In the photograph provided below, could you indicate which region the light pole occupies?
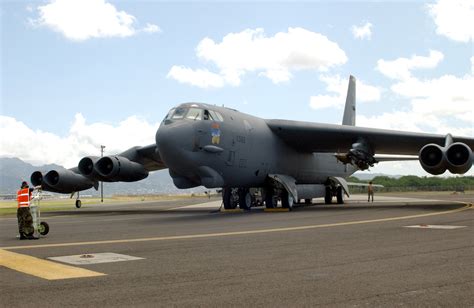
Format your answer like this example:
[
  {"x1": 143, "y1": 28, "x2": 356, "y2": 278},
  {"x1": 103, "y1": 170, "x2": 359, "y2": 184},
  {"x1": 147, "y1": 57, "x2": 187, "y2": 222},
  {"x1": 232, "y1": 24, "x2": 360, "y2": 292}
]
[{"x1": 100, "y1": 145, "x2": 106, "y2": 203}]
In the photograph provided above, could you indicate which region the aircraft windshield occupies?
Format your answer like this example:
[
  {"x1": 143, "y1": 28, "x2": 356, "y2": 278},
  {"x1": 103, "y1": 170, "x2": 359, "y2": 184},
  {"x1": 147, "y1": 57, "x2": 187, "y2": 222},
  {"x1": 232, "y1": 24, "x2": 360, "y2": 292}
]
[{"x1": 164, "y1": 107, "x2": 224, "y2": 122}]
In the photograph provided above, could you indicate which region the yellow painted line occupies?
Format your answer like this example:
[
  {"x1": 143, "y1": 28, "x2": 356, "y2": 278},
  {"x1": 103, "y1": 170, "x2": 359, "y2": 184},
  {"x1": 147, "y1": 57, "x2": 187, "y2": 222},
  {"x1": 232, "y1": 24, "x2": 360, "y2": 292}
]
[
  {"x1": 0, "y1": 249, "x2": 106, "y2": 280},
  {"x1": 1, "y1": 203, "x2": 471, "y2": 251}
]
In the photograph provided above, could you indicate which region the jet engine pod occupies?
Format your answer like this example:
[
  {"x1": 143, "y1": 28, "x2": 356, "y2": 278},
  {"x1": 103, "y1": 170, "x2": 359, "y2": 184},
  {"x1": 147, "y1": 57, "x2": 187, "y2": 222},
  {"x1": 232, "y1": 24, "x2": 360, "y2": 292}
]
[
  {"x1": 31, "y1": 171, "x2": 44, "y2": 187},
  {"x1": 446, "y1": 142, "x2": 472, "y2": 174},
  {"x1": 43, "y1": 169, "x2": 95, "y2": 193},
  {"x1": 419, "y1": 144, "x2": 446, "y2": 175},
  {"x1": 95, "y1": 156, "x2": 148, "y2": 182},
  {"x1": 31, "y1": 171, "x2": 59, "y2": 193},
  {"x1": 78, "y1": 156, "x2": 98, "y2": 177},
  {"x1": 78, "y1": 156, "x2": 109, "y2": 181}
]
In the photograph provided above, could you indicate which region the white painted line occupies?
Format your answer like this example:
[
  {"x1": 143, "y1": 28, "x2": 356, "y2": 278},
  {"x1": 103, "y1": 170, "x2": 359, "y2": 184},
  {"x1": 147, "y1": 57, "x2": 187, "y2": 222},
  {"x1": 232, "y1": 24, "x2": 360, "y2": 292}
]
[
  {"x1": 49, "y1": 253, "x2": 144, "y2": 265},
  {"x1": 404, "y1": 225, "x2": 466, "y2": 230}
]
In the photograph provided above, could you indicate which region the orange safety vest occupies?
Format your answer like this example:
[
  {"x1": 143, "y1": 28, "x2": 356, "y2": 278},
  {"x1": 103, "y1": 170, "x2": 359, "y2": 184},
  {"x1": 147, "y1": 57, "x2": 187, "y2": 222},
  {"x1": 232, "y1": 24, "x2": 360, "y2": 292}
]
[{"x1": 17, "y1": 188, "x2": 31, "y2": 208}]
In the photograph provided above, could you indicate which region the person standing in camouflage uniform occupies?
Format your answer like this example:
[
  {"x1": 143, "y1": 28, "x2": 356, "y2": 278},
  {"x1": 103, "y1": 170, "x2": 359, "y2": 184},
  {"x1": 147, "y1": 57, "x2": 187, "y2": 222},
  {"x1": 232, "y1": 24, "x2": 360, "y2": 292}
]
[{"x1": 17, "y1": 181, "x2": 38, "y2": 240}]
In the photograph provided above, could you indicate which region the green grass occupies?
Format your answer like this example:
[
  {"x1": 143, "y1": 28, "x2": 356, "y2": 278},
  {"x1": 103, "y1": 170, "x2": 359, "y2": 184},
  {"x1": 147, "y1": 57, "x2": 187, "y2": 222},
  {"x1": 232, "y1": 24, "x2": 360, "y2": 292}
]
[{"x1": 0, "y1": 194, "x2": 216, "y2": 216}]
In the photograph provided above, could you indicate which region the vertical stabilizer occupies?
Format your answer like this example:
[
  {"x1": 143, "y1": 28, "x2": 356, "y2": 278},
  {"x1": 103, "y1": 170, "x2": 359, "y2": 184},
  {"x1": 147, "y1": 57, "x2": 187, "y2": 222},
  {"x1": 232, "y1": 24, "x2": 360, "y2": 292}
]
[{"x1": 342, "y1": 75, "x2": 356, "y2": 126}]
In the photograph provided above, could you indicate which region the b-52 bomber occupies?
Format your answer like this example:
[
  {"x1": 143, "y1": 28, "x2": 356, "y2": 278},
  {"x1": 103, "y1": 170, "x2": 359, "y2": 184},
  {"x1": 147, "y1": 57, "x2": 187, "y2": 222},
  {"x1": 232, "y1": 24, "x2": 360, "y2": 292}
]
[{"x1": 31, "y1": 76, "x2": 474, "y2": 210}]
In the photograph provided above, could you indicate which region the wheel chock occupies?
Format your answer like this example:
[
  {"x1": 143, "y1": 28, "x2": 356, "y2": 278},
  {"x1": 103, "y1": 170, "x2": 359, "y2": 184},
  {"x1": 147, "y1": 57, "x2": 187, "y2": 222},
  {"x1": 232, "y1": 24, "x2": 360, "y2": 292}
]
[{"x1": 264, "y1": 208, "x2": 290, "y2": 212}]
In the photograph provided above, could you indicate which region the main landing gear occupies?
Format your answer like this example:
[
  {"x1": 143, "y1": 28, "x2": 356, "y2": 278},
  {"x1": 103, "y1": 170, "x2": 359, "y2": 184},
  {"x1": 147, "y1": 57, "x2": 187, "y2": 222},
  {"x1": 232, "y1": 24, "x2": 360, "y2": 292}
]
[
  {"x1": 222, "y1": 186, "x2": 294, "y2": 211},
  {"x1": 325, "y1": 185, "x2": 344, "y2": 204},
  {"x1": 222, "y1": 187, "x2": 252, "y2": 210}
]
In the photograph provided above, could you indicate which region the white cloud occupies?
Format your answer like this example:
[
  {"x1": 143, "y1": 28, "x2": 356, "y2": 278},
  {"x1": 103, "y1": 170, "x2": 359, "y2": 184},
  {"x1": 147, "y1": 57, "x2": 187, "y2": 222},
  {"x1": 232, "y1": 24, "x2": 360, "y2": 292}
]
[
  {"x1": 358, "y1": 111, "x2": 473, "y2": 137},
  {"x1": 351, "y1": 22, "x2": 372, "y2": 40},
  {"x1": 142, "y1": 23, "x2": 161, "y2": 34},
  {"x1": 0, "y1": 114, "x2": 159, "y2": 168},
  {"x1": 376, "y1": 51, "x2": 473, "y2": 125},
  {"x1": 428, "y1": 0, "x2": 474, "y2": 43},
  {"x1": 167, "y1": 66, "x2": 227, "y2": 89},
  {"x1": 30, "y1": 0, "x2": 160, "y2": 41},
  {"x1": 471, "y1": 56, "x2": 474, "y2": 74},
  {"x1": 168, "y1": 27, "x2": 347, "y2": 88},
  {"x1": 366, "y1": 51, "x2": 473, "y2": 142},
  {"x1": 376, "y1": 50, "x2": 444, "y2": 80},
  {"x1": 309, "y1": 75, "x2": 381, "y2": 110},
  {"x1": 391, "y1": 74, "x2": 474, "y2": 122}
]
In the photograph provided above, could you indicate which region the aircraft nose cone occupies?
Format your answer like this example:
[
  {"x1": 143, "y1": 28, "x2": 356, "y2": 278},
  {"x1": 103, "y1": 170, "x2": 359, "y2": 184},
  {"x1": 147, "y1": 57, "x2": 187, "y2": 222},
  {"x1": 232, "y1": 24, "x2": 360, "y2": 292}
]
[{"x1": 156, "y1": 121, "x2": 195, "y2": 172}]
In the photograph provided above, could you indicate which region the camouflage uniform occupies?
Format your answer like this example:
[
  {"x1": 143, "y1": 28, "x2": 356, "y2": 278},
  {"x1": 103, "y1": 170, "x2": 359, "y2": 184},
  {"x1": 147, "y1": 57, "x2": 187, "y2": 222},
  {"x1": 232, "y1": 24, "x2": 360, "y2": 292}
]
[{"x1": 17, "y1": 207, "x2": 35, "y2": 236}]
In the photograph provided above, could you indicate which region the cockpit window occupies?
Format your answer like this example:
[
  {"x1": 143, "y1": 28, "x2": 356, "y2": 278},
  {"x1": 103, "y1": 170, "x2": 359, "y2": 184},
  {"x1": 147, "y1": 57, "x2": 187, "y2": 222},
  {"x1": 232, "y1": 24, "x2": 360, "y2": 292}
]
[
  {"x1": 209, "y1": 110, "x2": 224, "y2": 121},
  {"x1": 171, "y1": 107, "x2": 187, "y2": 119},
  {"x1": 164, "y1": 106, "x2": 224, "y2": 123},
  {"x1": 164, "y1": 108, "x2": 175, "y2": 121},
  {"x1": 186, "y1": 108, "x2": 202, "y2": 120}
]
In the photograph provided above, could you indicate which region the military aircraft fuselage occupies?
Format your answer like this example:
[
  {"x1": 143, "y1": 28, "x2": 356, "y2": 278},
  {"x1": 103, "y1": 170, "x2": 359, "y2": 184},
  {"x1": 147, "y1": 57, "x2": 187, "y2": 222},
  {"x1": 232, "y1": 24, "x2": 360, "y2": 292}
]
[
  {"x1": 156, "y1": 103, "x2": 355, "y2": 189},
  {"x1": 31, "y1": 75, "x2": 473, "y2": 210}
]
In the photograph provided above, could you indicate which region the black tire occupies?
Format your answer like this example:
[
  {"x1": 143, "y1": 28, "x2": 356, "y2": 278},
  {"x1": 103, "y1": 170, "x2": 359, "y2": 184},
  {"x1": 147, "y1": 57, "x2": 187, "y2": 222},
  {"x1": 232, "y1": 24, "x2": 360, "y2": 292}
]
[
  {"x1": 39, "y1": 221, "x2": 49, "y2": 235},
  {"x1": 281, "y1": 190, "x2": 294, "y2": 210},
  {"x1": 324, "y1": 187, "x2": 332, "y2": 204},
  {"x1": 305, "y1": 199, "x2": 312, "y2": 204},
  {"x1": 265, "y1": 188, "x2": 277, "y2": 208},
  {"x1": 238, "y1": 188, "x2": 252, "y2": 210},
  {"x1": 223, "y1": 188, "x2": 238, "y2": 209},
  {"x1": 336, "y1": 186, "x2": 344, "y2": 204},
  {"x1": 75, "y1": 200, "x2": 82, "y2": 208}
]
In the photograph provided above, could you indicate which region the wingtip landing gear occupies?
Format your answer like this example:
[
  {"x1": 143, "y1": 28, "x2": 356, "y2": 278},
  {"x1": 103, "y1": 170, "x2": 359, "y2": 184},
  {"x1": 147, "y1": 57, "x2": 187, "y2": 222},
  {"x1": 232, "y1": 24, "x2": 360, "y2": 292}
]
[{"x1": 71, "y1": 191, "x2": 82, "y2": 208}]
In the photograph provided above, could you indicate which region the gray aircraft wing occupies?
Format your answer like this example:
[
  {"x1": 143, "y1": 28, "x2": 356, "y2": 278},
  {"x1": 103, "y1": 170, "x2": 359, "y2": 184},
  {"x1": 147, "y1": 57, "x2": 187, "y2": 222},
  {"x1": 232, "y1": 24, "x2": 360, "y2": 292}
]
[
  {"x1": 134, "y1": 143, "x2": 167, "y2": 171},
  {"x1": 265, "y1": 119, "x2": 474, "y2": 155},
  {"x1": 31, "y1": 143, "x2": 167, "y2": 194}
]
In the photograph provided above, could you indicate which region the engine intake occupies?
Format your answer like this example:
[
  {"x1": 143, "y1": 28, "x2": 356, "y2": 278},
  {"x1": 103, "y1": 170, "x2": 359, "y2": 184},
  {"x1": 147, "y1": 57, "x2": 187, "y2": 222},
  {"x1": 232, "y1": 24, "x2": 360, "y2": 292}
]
[
  {"x1": 446, "y1": 142, "x2": 472, "y2": 174},
  {"x1": 419, "y1": 144, "x2": 446, "y2": 175},
  {"x1": 95, "y1": 156, "x2": 148, "y2": 182}
]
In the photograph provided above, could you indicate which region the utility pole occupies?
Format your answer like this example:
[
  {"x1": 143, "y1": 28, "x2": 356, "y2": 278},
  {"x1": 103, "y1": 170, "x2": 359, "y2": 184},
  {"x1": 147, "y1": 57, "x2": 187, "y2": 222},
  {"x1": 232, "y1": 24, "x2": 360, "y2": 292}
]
[{"x1": 100, "y1": 145, "x2": 106, "y2": 203}]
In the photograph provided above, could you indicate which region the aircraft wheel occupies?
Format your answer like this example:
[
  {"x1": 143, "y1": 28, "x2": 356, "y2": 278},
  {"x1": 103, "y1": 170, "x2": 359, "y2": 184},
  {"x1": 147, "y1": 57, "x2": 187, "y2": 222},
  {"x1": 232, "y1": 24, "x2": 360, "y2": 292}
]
[
  {"x1": 75, "y1": 200, "x2": 82, "y2": 208},
  {"x1": 265, "y1": 188, "x2": 277, "y2": 208},
  {"x1": 336, "y1": 186, "x2": 344, "y2": 204},
  {"x1": 324, "y1": 187, "x2": 332, "y2": 204},
  {"x1": 305, "y1": 199, "x2": 312, "y2": 204},
  {"x1": 39, "y1": 221, "x2": 49, "y2": 235},
  {"x1": 281, "y1": 190, "x2": 294, "y2": 210},
  {"x1": 238, "y1": 188, "x2": 252, "y2": 210},
  {"x1": 223, "y1": 187, "x2": 239, "y2": 209}
]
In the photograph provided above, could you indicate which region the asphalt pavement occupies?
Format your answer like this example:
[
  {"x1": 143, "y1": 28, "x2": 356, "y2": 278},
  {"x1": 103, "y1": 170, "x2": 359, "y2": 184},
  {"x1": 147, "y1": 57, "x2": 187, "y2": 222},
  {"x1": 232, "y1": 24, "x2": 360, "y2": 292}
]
[{"x1": 0, "y1": 193, "x2": 473, "y2": 307}]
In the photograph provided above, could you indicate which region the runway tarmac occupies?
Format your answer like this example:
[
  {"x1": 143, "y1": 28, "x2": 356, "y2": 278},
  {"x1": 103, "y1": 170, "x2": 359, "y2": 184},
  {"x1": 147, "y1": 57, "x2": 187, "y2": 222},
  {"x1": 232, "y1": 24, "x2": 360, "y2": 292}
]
[{"x1": 1, "y1": 193, "x2": 473, "y2": 307}]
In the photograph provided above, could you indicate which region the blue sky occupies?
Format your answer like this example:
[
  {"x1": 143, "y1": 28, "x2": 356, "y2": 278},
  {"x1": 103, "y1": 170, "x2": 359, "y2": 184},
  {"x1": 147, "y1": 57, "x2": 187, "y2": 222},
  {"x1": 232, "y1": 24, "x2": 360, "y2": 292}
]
[{"x1": 1, "y1": 0, "x2": 473, "y2": 176}]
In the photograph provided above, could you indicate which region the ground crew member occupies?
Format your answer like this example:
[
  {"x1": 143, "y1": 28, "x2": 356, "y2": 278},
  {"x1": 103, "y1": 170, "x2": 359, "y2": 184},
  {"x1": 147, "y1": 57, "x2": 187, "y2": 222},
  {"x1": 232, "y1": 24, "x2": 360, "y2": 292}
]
[
  {"x1": 17, "y1": 181, "x2": 38, "y2": 240},
  {"x1": 368, "y1": 181, "x2": 374, "y2": 202}
]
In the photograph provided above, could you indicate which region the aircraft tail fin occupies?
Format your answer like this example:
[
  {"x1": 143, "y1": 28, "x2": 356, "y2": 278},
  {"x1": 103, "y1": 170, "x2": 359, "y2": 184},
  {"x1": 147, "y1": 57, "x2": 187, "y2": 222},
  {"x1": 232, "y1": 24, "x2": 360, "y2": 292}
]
[{"x1": 342, "y1": 75, "x2": 356, "y2": 126}]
